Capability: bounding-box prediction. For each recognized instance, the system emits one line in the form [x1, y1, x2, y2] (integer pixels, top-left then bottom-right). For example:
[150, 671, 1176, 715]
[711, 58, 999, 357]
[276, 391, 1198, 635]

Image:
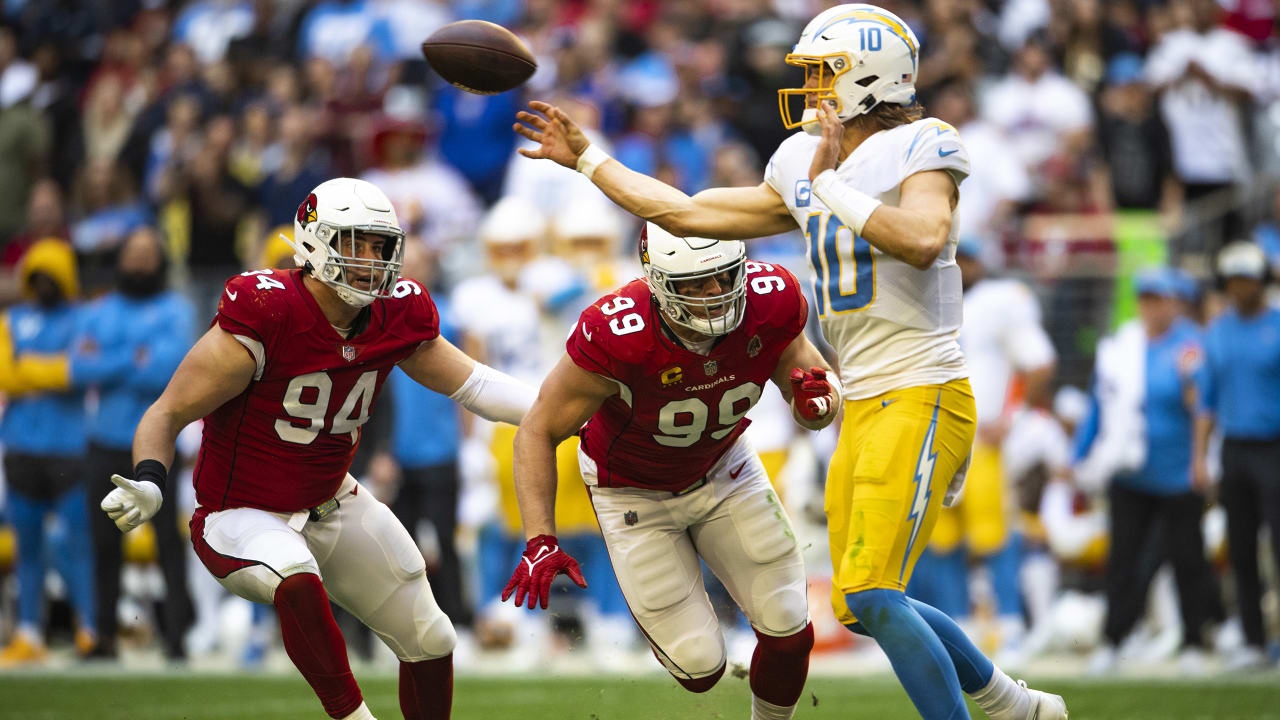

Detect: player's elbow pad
[448, 362, 537, 426]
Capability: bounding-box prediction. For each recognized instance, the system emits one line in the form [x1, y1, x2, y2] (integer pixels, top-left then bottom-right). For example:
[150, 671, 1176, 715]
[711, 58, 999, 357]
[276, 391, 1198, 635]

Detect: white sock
[751, 694, 797, 720]
[340, 701, 376, 720]
[969, 667, 1031, 720]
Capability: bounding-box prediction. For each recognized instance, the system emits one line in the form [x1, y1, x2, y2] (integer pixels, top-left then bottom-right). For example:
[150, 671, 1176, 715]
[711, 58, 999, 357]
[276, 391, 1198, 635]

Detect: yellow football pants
[491, 423, 598, 535]
[928, 441, 1009, 556]
[825, 378, 977, 625]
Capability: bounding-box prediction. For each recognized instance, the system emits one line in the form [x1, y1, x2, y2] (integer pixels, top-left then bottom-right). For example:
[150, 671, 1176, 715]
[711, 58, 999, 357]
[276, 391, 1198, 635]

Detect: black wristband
[134, 459, 168, 494]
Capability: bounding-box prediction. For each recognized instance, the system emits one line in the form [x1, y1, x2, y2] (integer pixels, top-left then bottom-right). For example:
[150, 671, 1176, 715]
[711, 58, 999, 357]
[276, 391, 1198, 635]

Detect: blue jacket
[388, 296, 459, 469]
[1203, 307, 1280, 440]
[70, 291, 195, 450]
[1, 302, 89, 456]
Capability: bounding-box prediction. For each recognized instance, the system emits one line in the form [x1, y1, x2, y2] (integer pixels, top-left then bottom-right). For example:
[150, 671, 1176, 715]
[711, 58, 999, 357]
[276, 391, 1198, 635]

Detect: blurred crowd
[2, 0, 1280, 678]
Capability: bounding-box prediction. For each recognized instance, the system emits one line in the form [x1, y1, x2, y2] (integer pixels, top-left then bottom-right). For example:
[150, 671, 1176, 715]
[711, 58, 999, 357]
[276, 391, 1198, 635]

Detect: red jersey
[567, 261, 807, 492]
[194, 268, 439, 512]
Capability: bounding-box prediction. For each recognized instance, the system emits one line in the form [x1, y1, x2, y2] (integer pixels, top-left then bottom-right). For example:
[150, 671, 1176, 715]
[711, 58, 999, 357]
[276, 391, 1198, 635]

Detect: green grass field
[2, 673, 1279, 719]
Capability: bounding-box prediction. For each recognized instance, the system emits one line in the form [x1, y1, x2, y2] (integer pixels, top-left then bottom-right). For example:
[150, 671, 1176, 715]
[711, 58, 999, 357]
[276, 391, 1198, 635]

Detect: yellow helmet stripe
[816, 9, 917, 56]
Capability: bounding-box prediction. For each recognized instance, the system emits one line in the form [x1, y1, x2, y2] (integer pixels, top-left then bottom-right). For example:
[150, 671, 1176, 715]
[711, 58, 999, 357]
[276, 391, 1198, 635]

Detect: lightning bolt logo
[900, 393, 942, 582]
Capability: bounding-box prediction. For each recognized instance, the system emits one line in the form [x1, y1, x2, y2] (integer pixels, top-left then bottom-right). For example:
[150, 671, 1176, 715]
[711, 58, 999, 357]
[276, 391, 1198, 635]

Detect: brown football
[421, 20, 536, 95]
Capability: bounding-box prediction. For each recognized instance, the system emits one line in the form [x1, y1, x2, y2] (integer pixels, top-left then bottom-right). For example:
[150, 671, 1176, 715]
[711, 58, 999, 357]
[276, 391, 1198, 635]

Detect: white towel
[1075, 319, 1147, 493]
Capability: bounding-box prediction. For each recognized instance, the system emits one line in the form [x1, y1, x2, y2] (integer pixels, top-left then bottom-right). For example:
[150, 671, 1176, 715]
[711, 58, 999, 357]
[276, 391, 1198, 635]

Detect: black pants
[87, 443, 193, 659]
[1104, 483, 1222, 648]
[390, 462, 470, 627]
[1220, 437, 1280, 649]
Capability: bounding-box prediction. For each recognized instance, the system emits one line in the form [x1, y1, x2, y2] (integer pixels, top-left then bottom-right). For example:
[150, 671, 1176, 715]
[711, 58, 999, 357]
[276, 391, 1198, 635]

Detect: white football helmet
[288, 177, 405, 307]
[639, 223, 746, 337]
[1217, 240, 1267, 280]
[779, 3, 920, 133]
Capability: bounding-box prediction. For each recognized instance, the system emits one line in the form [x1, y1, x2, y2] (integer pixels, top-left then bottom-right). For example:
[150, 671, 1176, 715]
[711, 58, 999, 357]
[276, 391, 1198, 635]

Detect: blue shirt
[71, 291, 195, 450]
[1, 302, 88, 456]
[1203, 306, 1280, 440]
[1127, 318, 1208, 495]
[388, 297, 459, 469]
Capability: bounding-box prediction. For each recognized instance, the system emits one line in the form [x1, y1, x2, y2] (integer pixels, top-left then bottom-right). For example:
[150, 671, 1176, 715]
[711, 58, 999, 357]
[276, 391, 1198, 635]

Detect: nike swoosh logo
[583, 328, 593, 341]
[225, 289, 238, 301]
[728, 461, 747, 479]
[881, 398, 897, 408]
[523, 544, 558, 570]
[938, 148, 958, 158]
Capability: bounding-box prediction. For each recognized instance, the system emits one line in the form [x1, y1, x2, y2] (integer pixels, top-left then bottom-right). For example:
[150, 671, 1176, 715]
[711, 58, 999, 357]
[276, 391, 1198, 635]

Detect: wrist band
[811, 169, 882, 236]
[134, 459, 168, 494]
[575, 144, 612, 180]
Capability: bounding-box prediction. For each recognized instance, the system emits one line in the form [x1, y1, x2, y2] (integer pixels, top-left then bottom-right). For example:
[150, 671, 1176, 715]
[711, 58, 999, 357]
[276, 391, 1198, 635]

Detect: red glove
[790, 366, 834, 421]
[502, 534, 587, 609]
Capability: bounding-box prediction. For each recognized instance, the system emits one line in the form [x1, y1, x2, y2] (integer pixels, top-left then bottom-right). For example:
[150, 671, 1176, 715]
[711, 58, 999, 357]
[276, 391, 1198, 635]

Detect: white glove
[100, 474, 163, 532]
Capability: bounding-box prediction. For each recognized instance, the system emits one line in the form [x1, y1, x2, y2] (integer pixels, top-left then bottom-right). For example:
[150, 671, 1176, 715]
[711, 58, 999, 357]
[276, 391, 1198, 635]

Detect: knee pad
[673, 662, 725, 693]
[657, 631, 726, 684]
[753, 566, 809, 636]
[416, 604, 457, 659]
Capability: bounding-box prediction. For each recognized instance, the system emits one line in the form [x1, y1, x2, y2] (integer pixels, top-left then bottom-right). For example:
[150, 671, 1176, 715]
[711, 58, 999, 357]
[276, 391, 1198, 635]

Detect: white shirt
[1145, 27, 1259, 183]
[450, 275, 545, 386]
[954, 120, 1033, 251]
[361, 160, 480, 250]
[961, 278, 1056, 425]
[765, 118, 971, 399]
[981, 71, 1093, 173]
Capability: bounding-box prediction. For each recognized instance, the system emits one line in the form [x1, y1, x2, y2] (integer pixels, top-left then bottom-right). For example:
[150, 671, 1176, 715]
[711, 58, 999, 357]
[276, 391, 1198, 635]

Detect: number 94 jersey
[196, 268, 440, 513]
[765, 118, 971, 400]
[567, 262, 807, 493]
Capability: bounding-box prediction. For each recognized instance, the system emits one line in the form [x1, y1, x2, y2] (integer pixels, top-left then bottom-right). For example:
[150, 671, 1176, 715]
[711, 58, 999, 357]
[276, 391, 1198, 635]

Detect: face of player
[1224, 275, 1265, 314]
[339, 230, 391, 292]
[485, 240, 534, 284]
[672, 270, 734, 319]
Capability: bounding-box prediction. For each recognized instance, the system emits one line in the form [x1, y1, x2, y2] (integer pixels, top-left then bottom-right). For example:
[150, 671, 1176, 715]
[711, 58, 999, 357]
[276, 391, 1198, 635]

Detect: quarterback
[98, 178, 535, 720]
[504, 225, 836, 720]
[512, 4, 1065, 719]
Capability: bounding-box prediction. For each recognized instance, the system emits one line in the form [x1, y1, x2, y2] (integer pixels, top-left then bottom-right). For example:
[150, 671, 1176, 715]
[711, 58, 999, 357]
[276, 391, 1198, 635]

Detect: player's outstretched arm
[502, 354, 611, 609]
[104, 327, 255, 532]
[772, 333, 841, 431]
[398, 336, 536, 426]
[809, 103, 957, 270]
[514, 100, 794, 240]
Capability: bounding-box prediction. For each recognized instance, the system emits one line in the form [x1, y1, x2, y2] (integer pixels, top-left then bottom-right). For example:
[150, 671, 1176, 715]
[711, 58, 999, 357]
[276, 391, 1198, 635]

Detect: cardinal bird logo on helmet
[297, 193, 318, 226]
[638, 224, 650, 266]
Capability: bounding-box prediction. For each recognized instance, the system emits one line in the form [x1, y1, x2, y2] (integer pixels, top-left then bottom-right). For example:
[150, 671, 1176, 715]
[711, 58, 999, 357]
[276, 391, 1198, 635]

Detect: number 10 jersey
[195, 268, 440, 513]
[566, 264, 807, 493]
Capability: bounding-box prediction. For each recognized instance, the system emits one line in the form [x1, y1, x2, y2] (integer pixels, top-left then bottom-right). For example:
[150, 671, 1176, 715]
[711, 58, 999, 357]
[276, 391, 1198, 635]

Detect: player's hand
[100, 474, 162, 533]
[808, 101, 844, 182]
[502, 534, 587, 609]
[790, 366, 835, 421]
[514, 101, 591, 169]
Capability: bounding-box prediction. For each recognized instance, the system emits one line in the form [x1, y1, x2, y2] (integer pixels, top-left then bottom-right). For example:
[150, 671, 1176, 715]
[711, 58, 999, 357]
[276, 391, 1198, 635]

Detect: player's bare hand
[808, 101, 844, 183]
[514, 101, 590, 169]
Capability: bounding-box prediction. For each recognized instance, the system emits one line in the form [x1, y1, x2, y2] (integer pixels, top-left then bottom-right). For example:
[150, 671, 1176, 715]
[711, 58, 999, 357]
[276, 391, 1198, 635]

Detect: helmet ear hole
[855, 74, 879, 87]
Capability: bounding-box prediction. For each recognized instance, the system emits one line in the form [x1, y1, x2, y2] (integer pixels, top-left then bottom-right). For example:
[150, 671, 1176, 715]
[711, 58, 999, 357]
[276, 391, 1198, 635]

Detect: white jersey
[450, 275, 544, 385]
[961, 278, 1056, 425]
[765, 118, 971, 399]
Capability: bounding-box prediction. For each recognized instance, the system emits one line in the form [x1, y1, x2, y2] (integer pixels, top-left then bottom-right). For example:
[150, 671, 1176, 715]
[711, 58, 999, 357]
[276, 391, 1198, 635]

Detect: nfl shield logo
[342, 345, 356, 362]
[747, 335, 762, 358]
[703, 359, 718, 376]
[624, 510, 638, 526]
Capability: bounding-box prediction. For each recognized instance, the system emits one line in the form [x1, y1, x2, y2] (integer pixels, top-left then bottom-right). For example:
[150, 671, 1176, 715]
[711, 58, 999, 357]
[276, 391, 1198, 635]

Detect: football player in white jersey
[511, 4, 1066, 719]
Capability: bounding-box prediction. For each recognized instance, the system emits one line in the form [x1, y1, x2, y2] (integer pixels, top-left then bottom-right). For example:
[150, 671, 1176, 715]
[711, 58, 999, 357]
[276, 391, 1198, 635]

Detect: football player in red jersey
[504, 223, 839, 720]
[98, 178, 536, 720]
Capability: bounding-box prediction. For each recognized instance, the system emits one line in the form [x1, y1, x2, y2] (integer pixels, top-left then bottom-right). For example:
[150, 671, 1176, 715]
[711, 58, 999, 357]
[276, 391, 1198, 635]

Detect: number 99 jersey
[195, 268, 440, 513]
[567, 262, 807, 493]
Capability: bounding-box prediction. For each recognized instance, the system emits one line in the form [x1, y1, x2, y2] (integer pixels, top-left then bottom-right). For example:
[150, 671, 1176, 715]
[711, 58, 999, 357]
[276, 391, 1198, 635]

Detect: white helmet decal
[778, 3, 920, 133]
[639, 223, 747, 338]
[287, 178, 406, 308]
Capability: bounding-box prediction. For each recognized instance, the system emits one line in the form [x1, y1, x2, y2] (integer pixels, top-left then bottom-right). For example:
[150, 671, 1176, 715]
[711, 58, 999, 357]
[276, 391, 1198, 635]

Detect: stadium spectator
[0, 23, 49, 245]
[5, 178, 68, 267]
[0, 239, 96, 666]
[70, 159, 151, 295]
[1197, 241, 1280, 670]
[256, 104, 332, 230]
[1145, 0, 1259, 250]
[72, 227, 195, 660]
[1097, 53, 1176, 214]
[1077, 268, 1224, 676]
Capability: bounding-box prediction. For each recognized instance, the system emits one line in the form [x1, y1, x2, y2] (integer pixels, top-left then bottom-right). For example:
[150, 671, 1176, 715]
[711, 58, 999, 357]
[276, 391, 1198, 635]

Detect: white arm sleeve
[447, 362, 538, 426]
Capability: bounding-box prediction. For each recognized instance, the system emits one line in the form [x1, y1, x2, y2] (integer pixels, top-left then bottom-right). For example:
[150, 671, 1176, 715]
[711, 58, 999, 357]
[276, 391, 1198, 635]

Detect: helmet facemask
[648, 258, 748, 338]
[306, 222, 405, 307]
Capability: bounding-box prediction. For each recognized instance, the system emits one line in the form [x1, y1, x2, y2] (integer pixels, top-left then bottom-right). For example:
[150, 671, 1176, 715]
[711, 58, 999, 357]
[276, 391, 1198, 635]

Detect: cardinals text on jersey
[195, 268, 439, 512]
[765, 118, 972, 400]
[566, 262, 807, 492]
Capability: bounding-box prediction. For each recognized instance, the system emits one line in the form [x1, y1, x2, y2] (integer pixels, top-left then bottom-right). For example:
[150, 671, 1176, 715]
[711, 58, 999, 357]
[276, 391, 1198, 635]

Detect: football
[421, 20, 537, 95]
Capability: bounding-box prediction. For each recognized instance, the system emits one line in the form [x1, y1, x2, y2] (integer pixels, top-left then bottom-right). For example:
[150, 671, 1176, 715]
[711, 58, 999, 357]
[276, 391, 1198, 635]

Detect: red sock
[399, 654, 453, 720]
[274, 574, 363, 719]
[750, 622, 814, 707]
